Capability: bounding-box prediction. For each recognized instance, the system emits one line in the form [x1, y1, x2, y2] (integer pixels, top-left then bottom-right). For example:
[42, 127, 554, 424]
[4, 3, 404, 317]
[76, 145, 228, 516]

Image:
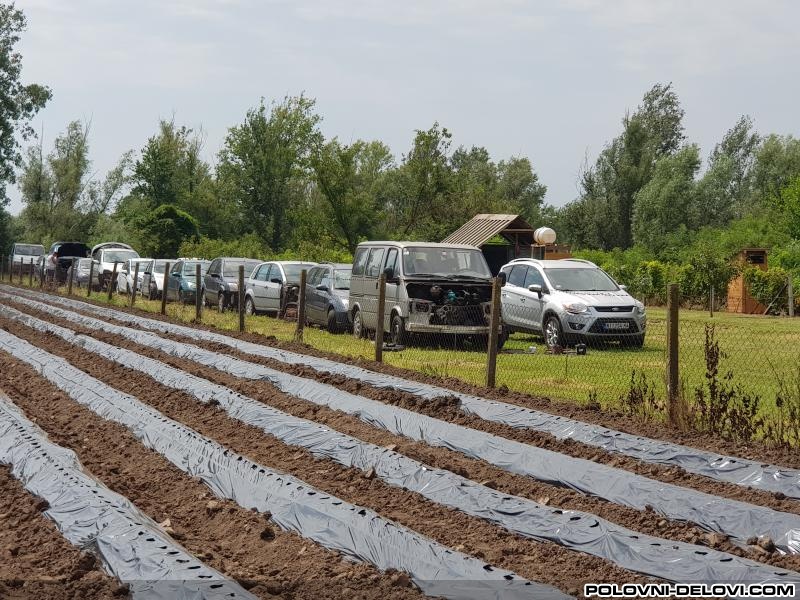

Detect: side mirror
[316, 284, 329, 292]
[210, 272, 221, 278]
[497, 271, 507, 286]
[619, 284, 628, 291]
[270, 278, 282, 284]
[528, 283, 543, 296]
[383, 266, 395, 281]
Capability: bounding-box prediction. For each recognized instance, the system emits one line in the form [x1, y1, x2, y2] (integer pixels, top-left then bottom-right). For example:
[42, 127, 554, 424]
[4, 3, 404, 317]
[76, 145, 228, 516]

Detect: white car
[141, 259, 171, 300]
[91, 242, 140, 290]
[116, 258, 153, 294]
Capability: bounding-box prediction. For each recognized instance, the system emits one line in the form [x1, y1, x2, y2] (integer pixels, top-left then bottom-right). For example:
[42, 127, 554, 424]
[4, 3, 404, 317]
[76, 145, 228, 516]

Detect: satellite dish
[534, 227, 557, 245]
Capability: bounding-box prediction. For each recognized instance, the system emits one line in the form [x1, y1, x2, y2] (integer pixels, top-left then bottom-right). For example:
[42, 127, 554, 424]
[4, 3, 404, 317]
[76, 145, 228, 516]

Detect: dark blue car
[166, 259, 211, 304]
[304, 263, 352, 332]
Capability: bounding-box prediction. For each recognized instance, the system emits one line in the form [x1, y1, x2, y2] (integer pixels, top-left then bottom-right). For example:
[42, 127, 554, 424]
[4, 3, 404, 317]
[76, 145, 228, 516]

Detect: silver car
[244, 261, 316, 316]
[499, 258, 647, 348]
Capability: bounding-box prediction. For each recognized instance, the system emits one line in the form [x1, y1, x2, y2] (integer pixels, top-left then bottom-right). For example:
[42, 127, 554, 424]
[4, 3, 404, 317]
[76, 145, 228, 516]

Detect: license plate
[605, 322, 629, 330]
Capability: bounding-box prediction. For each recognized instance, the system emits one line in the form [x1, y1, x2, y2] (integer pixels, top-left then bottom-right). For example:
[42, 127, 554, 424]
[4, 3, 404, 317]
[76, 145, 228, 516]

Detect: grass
[8, 276, 800, 419]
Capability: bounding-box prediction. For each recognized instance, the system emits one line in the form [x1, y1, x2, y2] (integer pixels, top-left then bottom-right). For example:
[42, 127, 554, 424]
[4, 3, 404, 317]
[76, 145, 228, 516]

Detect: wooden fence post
[666, 283, 680, 424]
[294, 269, 307, 341]
[67, 258, 76, 295]
[0, 255, 4, 282]
[789, 274, 795, 318]
[28, 258, 34, 287]
[87, 260, 95, 297]
[238, 265, 245, 333]
[195, 263, 202, 321]
[130, 262, 140, 307]
[486, 276, 502, 388]
[160, 262, 170, 315]
[375, 272, 386, 362]
[107, 262, 118, 301]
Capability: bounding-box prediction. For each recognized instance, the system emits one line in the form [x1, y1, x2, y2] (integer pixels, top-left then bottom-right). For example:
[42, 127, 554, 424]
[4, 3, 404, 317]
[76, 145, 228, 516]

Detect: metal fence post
[67, 258, 75, 295]
[195, 263, 202, 321]
[486, 276, 502, 388]
[130, 262, 140, 307]
[87, 260, 95, 297]
[238, 265, 245, 333]
[375, 272, 386, 362]
[666, 283, 680, 424]
[789, 274, 795, 318]
[160, 262, 170, 315]
[28, 258, 34, 287]
[295, 269, 307, 341]
[107, 262, 118, 301]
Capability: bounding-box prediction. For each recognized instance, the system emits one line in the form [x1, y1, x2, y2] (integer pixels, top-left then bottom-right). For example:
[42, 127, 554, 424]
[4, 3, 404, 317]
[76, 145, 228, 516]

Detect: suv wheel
[218, 293, 226, 313]
[352, 309, 365, 339]
[390, 314, 406, 346]
[544, 315, 565, 348]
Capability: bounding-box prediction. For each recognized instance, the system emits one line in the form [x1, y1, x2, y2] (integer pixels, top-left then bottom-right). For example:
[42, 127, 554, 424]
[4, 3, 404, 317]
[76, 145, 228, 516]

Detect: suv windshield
[333, 268, 351, 289]
[14, 244, 43, 256]
[282, 263, 315, 282]
[103, 249, 138, 263]
[223, 260, 261, 278]
[403, 247, 490, 278]
[544, 267, 618, 292]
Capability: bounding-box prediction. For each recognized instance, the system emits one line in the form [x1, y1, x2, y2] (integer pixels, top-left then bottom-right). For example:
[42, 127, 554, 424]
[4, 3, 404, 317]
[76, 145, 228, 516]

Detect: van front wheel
[390, 314, 407, 346]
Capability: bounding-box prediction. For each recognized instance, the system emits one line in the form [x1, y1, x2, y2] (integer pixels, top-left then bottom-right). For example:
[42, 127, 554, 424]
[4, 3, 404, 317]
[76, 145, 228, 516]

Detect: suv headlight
[185, 281, 196, 289]
[563, 302, 588, 314]
[636, 304, 646, 315]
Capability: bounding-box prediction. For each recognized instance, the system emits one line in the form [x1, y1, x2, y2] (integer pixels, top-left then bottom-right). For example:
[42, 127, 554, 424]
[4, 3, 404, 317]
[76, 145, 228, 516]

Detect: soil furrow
[9, 303, 794, 568]
[0, 316, 652, 595]
[0, 353, 428, 600]
[0, 463, 127, 600]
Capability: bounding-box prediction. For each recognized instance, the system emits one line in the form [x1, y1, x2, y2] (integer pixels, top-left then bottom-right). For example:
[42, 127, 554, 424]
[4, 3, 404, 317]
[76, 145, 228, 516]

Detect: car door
[249, 264, 267, 311]
[167, 262, 182, 300]
[264, 264, 283, 312]
[205, 259, 220, 301]
[500, 264, 529, 329]
[304, 267, 321, 323]
[522, 266, 547, 331]
[382, 248, 400, 331]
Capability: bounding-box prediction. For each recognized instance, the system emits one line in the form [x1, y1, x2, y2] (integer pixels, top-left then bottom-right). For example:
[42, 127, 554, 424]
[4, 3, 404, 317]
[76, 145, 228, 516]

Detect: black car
[305, 263, 352, 332]
[43, 242, 91, 283]
[203, 257, 261, 312]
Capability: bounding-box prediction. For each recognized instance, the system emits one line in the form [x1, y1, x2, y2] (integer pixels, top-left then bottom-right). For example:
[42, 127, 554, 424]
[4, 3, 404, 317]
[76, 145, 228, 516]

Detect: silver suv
[499, 258, 646, 348]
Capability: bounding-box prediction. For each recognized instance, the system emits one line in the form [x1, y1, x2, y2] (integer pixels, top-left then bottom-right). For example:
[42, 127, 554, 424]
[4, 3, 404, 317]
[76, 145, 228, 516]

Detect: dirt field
[1, 284, 799, 599]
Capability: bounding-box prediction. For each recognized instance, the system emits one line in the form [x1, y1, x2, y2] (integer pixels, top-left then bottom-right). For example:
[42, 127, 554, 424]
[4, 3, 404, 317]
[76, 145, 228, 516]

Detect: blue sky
[10, 0, 800, 214]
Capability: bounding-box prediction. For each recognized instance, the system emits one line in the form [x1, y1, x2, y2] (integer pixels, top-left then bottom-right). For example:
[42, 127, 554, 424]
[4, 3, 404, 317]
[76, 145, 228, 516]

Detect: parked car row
[9, 237, 646, 349]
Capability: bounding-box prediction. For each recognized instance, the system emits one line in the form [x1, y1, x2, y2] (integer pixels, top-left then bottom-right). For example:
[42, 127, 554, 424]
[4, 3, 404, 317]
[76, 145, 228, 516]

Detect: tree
[131, 204, 199, 258]
[632, 145, 701, 252]
[752, 134, 800, 205]
[217, 95, 322, 251]
[0, 3, 50, 203]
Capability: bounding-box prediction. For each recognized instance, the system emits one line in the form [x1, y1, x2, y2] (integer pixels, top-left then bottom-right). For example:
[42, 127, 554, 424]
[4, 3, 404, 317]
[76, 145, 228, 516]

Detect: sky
[8, 0, 800, 215]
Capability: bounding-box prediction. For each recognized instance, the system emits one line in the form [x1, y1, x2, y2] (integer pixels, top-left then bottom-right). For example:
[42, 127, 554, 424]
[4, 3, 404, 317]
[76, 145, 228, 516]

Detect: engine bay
[406, 282, 492, 327]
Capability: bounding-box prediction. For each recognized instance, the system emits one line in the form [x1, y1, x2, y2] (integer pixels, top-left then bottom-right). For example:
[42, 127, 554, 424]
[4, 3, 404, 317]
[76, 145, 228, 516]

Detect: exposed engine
[406, 282, 491, 327]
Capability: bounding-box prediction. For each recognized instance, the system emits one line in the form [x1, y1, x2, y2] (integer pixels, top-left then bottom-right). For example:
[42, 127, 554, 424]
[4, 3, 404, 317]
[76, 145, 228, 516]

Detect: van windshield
[402, 247, 490, 278]
[104, 249, 138, 263]
[544, 267, 619, 292]
[14, 244, 44, 256]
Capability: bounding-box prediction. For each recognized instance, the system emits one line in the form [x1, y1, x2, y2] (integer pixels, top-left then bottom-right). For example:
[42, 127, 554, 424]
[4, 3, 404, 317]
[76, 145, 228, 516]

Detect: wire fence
[2, 256, 799, 446]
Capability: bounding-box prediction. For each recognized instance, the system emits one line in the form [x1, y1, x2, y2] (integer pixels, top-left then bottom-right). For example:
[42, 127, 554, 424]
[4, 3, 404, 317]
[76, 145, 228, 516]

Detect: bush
[743, 266, 798, 314]
[178, 233, 269, 261]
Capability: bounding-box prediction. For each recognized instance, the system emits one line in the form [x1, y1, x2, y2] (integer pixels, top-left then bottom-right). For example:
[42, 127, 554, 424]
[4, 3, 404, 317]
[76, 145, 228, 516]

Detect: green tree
[217, 95, 322, 251]
[131, 204, 199, 258]
[752, 134, 800, 204]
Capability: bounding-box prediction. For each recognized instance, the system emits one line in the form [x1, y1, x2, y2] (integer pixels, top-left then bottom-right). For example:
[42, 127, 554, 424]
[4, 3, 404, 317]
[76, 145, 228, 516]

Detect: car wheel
[326, 309, 340, 334]
[544, 315, 565, 349]
[178, 289, 186, 305]
[218, 292, 226, 313]
[126, 282, 131, 295]
[245, 297, 256, 316]
[352, 309, 365, 339]
[390, 314, 407, 346]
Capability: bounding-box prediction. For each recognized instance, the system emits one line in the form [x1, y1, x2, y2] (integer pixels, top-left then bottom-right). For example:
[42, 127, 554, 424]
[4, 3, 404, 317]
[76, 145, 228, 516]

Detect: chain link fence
[2, 257, 799, 445]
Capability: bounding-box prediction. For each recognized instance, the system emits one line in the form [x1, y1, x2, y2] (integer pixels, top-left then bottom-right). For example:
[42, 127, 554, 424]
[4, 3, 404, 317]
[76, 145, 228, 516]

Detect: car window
[172, 262, 183, 275]
[524, 267, 544, 288]
[384, 248, 399, 276]
[365, 248, 385, 278]
[507, 265, 528, 287]
[207, 259, 219, 275]
[265, 265, 279, 282]
[351, 248, 369, 275]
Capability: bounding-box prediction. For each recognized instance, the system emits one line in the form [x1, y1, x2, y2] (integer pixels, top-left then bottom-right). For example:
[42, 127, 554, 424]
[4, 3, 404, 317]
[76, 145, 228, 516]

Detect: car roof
[356, 241, 480, 251]
[217, 256, 261, 262]
[506, 258, 598, 269]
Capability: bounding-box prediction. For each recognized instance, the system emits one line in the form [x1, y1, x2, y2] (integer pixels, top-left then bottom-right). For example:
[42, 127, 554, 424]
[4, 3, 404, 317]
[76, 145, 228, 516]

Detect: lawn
[12, 278, 800, 417]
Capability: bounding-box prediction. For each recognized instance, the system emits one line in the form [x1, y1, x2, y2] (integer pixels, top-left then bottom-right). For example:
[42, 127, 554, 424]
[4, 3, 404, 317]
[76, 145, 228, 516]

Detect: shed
[442, 213, 570, 274]
[727, 248, 768, 314]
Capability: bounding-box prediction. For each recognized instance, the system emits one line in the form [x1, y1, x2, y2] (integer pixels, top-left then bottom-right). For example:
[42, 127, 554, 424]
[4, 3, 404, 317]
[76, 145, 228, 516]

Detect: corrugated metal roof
[442, 214, 534, 247]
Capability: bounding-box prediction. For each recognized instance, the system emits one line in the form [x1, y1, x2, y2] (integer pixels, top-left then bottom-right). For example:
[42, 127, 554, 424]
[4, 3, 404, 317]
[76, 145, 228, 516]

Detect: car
[304, 263, 352, 332]
[499, 258, 647, 348]
[11, 243, 45, 276]
[244, 261, 316, 317]
[116, 258, 153, 294]
[141, 259, 171, 300]
[165, 259, 211, 304]
[348, 241, 502, 347]
[203, 257, 262, 312]
[65, 258, 101, 290]
[43, 242, 91, 283]
[91, 243, 140, 290]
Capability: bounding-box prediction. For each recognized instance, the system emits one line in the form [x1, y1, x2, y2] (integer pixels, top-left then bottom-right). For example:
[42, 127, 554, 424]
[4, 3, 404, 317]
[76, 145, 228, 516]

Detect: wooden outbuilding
[727, 248, 768, 314]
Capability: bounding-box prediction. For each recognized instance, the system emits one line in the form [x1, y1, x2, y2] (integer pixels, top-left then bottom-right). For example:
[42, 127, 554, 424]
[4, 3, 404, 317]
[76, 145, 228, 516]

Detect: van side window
[352, 248, 369, 275]
[507, 265, 528, 287]
[365, 248, 385, 278]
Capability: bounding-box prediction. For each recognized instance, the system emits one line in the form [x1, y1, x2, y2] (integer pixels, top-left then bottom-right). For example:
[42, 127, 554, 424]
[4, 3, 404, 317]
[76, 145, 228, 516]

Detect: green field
[10, 279, 800, 418]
